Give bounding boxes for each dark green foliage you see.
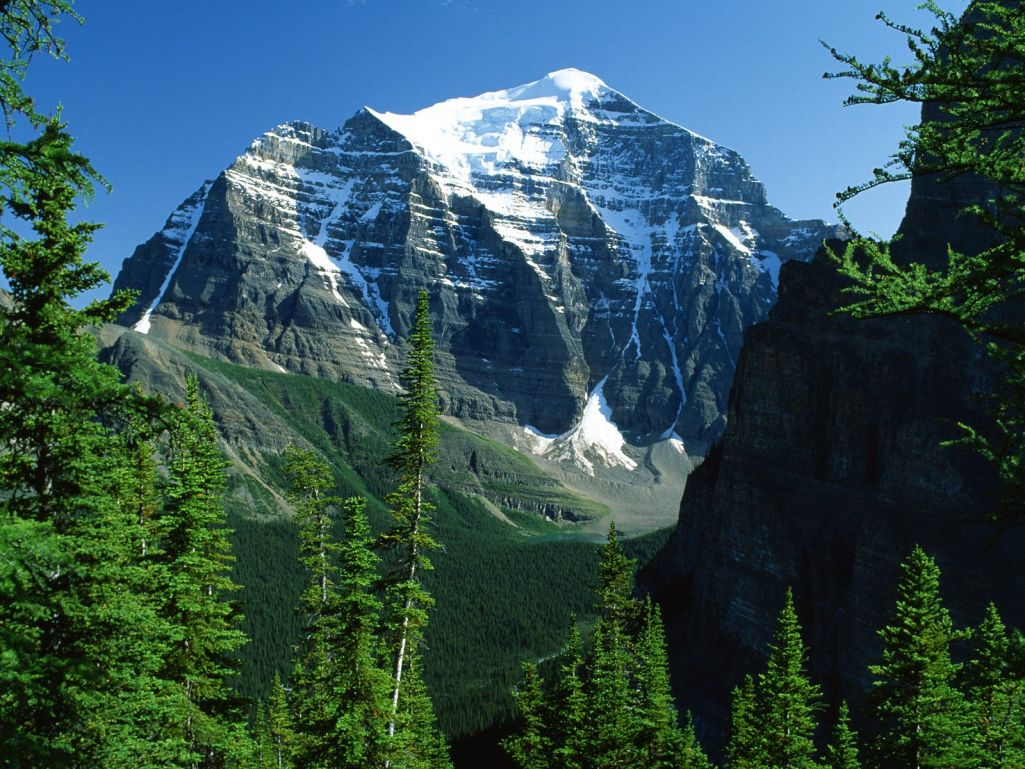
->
[724,591,821,769]
[503,664,550,769]
[726,675,759,769]
[0,4,191,764]
[825,2,1025,523]
[824,703,860,769]
[194,350,625,739]
[285,457,391,769]
[758,590,821,769]
[253,674,294,769]
[504,524,711,769]
[866,547,974,769]
[381,289,450,767]
[161,376,250,766]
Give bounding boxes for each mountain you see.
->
[640,98,1025,747]
[111,69,841,504]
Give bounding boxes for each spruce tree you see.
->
[866,547,975,769]
[503,663,551,769]
[284,447,390,769]
[0,4,189,764]
[254,674,294,769]
[505,527,710,769]
[726,675,761,769]
[823,702,860,769]
[964,603,1025,769]
[586,619,636,768]
[331,497,391,769]
[380,289,448,766]
[161,375,249,767]
[635,598,710,769]
[547,620,588,769]
[757,589,821,769]
[597,521,640,632]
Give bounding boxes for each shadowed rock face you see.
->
[111,70,840,461]
[641,102,1023,746]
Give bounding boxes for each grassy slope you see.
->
[189,353,670,738]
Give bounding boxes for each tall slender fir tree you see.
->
[380,289,449,768]
[866,547,975,769]
[161,375,250,768]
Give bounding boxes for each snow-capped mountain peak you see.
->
[113,71,844,482]
[365,69,651,184]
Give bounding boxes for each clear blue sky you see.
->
[24,0,967,296]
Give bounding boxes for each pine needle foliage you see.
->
[866,547,975,769]
[379,289,449,767]
[824,2,1025,524]
[504,524,711,769]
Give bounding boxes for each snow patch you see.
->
[541,379,637,475]
[301,239,348,305]
[134,182,212,334]
[753,250,781,290]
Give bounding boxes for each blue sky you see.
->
[24,0,967,295]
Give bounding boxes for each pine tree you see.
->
[284,447,391,769]
[0,4,191,764]
[597,521,639,633]
[867,547,975,769]
[726,675,761,769]
[254,674,294,769]
[503,663,551,769]
[823,702,860,769]
[380,289,448,766]
[547,620,588,769]
[635,598,710,769]
[331,497,391,769]
[284,445,343,768]
[388,652,452,769]
[757,589,821,769]
[964,603,1025,769]
[586,619,636,768]
[678,713,714,769]
[161,375,249,767]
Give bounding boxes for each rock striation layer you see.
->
[641,104,1025,744]
[112,69,840,470]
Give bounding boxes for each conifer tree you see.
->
[597,521,640,632]
[284,446,391,769]
[635,599,709,769]
[505,528,710,769]
[866,547,975,769]
[825,3,1025,522]
[823,702,860,769]
[331,497,392,768]
[547,620,588,769]
[161,375,249,767]
[503,663,551,769]
[0,4,189,764]
[726,675,761,769]
[380,289,448,766]
[586,619,636,768]
[964,603,1025,769]
[254,674,294,769]
[757,589,821,769]
[388,651,452,769]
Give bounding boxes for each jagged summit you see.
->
[111,72,843,492]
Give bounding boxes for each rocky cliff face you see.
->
[641,106,1024,743]
[112,69,840,475]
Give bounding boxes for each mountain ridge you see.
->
[111,69,842,495]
